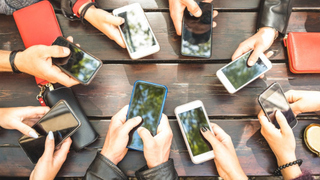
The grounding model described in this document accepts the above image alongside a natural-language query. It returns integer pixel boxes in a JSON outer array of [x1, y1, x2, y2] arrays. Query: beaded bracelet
[[274, 159, 303, 176], [80, 2, 97, 24], [9, 50, 23, 74]]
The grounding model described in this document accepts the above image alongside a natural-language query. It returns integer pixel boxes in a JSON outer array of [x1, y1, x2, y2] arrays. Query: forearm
[[0, 50, 13, 72], [257, 0, 293, 34]]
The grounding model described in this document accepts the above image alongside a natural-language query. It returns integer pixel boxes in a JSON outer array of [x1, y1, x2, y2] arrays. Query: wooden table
[[0, 0, 320, 177]]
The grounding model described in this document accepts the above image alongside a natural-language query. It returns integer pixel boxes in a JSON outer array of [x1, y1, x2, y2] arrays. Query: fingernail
[[201, 126, 208, 132], [48, 131, 54, 140], [267, 51, 274, 57], [29, 131, 38, 138], [248, 60, 254, 66], [63, 47, 70, 55], [194, 9, 202, 17], [136, 116, 142, 122], [120, 18, 125, 24]]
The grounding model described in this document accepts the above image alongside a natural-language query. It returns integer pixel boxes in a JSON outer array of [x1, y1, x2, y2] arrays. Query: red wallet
[[13, 0, 62, 48], [13, 0, 62, 85], [284, 32, 320, 73]]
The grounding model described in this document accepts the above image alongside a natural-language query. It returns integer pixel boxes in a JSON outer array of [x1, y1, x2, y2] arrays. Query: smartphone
[[216, 50, 272, 93], [126, 80, 168, 151], [174, 100, 214, 164], [51, 36, 102, 85], [19, 100, 81, 164], [258, 82, 298, 129], [181, 2, 213, 58], [113, 3, 160, 60]]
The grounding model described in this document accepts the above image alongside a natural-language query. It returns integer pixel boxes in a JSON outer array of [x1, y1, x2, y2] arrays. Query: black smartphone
[[19, 100, 81, 164], [181, 2, 213, 58], [51, 36, 102, 85], [126, 80, 168, 151], [258, 82, 298, 129]]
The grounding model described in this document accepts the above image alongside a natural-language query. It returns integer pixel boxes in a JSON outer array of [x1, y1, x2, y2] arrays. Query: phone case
[[13, 0, 62, 48], [43, 87, 99, 151], [126, 80, 168, 151]]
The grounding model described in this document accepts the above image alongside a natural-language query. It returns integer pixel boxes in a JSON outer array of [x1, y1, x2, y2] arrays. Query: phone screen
[[52, 37, 102, 84], [259, 83, 297, 129], [181, 2, 213, 58], [117, 8, 156, 54], [178, 107, 211, 156], [221, 51, 268, 90], [127, 81, 167, 150], [19, 100, 80, 164]]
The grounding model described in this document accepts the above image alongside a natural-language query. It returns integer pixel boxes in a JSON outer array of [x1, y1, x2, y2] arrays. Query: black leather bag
[[43, 86, 99, 151]]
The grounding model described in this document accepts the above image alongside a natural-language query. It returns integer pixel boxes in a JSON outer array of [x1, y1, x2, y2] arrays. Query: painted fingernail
[[63, 47, 70, 55], [48, 131, 54, 140], [248, 60, 254, 66], [201, 126, 208, 132], [194, 9, 202, 17], [29, 131, 38, 138]]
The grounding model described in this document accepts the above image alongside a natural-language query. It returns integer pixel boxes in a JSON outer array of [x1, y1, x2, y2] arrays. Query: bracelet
[[9, 50, 23, 74], [273, 159, 303, 176], [79, 2, 97, 24]]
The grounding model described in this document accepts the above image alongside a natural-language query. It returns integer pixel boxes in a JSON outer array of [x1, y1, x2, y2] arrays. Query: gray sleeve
[[0, 0, 40, 15]]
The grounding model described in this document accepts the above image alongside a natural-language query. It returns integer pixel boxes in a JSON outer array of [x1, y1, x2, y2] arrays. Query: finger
[[53, 137, 72, 166], [157, 114, 171, 134], [43, 45, 70, 58], [200, 126, 221, 149], [137, 126, 154, 144], [247, 45, 265, 66], [232, 43, 252, 61], [210, 123, 230, 142], [265, 51, 274, 59], [49, 66, 80, 87], [66, 36, 73, 43], [183, 0, 202, 17], [275, 110, 292, 135], [121, 116, 142, 134], [112, 105, 129, 124], [258, 111, 273, 129], [284, 90, 300, 104], [105, 13, 125, 26], [20, 106, 50, 119], [14, 121, 38, 138], [213, 10, 218, 18], [111, 29, 126, 48], [42, 131, 55, 161]]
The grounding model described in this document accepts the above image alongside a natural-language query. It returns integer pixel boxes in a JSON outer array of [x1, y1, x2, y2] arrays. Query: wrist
[[257, 27, 279, 40], [100, 148, 120, 165], [222, 171, 247, 180], [147, 158, 168, 169], [276, 153, 297, 166], [11, 51, 24, 73], [77, 1, 94, 15]]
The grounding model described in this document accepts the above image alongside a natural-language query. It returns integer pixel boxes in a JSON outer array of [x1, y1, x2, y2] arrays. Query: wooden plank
[[1, 63, 320, 117], [1, 12, 319, 63], [0, 118, 319, 177]]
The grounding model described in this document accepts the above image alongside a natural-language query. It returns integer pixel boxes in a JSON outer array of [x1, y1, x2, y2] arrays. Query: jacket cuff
[[84, 151, 127, 180], [135, 158, 178, 180], [257, 0, 293, 34]]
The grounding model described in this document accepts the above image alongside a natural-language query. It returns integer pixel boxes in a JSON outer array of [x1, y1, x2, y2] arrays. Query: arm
[[232, 0, 292, 66], [136, 114, 178, 180], [84, 105, 142, 180], [0, 0, 39, 15]]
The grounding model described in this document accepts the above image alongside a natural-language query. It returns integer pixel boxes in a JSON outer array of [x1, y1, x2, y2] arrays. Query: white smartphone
[[113, 3, 160, 60], [216, 50, 272, 94], [174, 100, 214, 164]]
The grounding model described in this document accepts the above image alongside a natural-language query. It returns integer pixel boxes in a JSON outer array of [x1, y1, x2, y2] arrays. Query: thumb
[[275, 111, 292, 135], [184, 0, 202, 17], [42, 45, 70, 58], [14, 121, 39, 138], [137, 127, 154, 144], [42, 131, 55, 161], [121, 116, 143, 134], [200, 126, 220, 149], [105, 12, 125, 26]]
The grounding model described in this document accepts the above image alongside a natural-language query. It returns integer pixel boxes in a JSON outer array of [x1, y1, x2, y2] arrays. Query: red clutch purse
[[284, 32, 320, 73], [13, 0, 62, 48]]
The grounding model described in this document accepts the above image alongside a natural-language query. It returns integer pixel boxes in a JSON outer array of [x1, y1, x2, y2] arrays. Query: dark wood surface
[[1, 0, 320, 178]]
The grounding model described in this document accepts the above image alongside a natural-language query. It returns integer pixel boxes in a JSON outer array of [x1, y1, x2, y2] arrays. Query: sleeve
[[291, 170, 314, 180], [257, 0, 293, 34], [135, 159, 179, 180], [84, 152, 128, 180], [61, 0, 95, 20], [0, 0, 39, 15]]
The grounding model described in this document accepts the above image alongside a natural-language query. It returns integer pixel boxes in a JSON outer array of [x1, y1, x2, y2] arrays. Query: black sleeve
[[257, 0, 293, 34], [135, 159, 179, 180], [84, 152, 128, 180]]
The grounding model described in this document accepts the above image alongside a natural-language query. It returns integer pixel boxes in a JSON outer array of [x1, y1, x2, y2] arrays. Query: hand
[[285, 90, 320, 116], [30, 131, 72, 180], [137, 114, 172, 168], [0, 106, 49, 138], [100, 105, 142, 165], [201, 123, 247, 180], [82, 4, 126, 48], [14, 36, 79, 87], [169, 0, 218, 36], [258, 111, 302, 179], [232, 27, 277, 66]]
